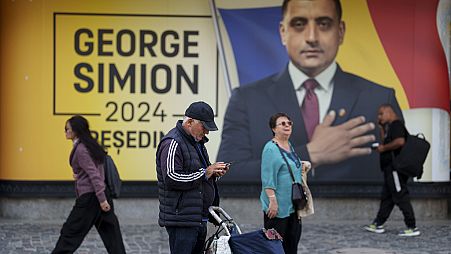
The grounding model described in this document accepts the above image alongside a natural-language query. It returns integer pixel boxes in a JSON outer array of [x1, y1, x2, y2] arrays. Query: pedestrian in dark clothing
[[53, 115, 126, 253], [364, 104, 420, 237], [156, 101, 229, 254]]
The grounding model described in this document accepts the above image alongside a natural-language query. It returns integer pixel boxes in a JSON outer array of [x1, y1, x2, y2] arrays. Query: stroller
[[204, 206, 284, 254]]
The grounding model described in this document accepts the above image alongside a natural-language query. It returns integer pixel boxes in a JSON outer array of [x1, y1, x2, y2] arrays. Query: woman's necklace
[[274, 137, 301, 168], [273, 137, 290, 152]]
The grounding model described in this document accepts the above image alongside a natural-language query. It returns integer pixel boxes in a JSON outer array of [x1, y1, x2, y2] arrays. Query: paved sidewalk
[[0, 219, 450, 253]]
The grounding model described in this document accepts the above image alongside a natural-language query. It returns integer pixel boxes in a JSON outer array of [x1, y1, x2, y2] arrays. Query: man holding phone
[[156, 101, 230, 254]]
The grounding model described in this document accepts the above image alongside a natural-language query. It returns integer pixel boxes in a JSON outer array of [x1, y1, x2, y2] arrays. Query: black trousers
[[374, 167, 416, 228], [264, 212, 302, 254], [52, 192, 126, 254]]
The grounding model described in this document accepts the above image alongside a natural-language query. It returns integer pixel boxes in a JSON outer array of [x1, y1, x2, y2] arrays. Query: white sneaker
[[398, 228, 420, 237], [363, 223, 385, 234]]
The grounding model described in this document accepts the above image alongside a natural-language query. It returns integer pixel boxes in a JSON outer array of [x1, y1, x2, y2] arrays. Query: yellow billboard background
[[0, 0, 227, 180], [2, 0, 448, 183]]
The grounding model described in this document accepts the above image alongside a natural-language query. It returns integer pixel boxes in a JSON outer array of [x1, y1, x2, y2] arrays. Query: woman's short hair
[[269, 112, 291, 135]]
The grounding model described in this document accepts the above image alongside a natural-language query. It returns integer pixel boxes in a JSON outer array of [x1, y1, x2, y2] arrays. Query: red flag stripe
[[367, 0, 449, 111]]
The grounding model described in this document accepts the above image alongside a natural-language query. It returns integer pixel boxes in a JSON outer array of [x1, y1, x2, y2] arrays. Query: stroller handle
[[208, 206, 242, 235]]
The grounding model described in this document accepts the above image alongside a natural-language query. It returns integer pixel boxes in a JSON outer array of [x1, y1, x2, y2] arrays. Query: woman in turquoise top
[[261, 112, 303, 254]]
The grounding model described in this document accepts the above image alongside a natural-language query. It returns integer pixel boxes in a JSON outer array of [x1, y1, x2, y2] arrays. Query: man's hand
[[307, 110, 376, 167], [205, 162, 228, 178]]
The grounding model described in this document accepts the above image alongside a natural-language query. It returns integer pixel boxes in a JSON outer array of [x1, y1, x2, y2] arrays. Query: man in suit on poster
[[217, 0, 402, 183]]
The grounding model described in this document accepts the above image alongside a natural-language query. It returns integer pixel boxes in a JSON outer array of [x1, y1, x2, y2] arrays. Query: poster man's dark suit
[[217, 65, 403, 183]]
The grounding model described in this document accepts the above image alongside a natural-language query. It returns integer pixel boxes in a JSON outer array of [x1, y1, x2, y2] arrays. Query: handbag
[[274, 142, 308, 210], [291, 182, 307, 210]]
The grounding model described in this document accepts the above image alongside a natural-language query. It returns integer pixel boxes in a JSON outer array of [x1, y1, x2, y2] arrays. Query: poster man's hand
[[307, 110, 375, 167]]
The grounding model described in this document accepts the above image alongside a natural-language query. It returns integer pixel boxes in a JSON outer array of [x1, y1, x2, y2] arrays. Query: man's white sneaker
[[363, 223, 385, 234], [398, 228, 420, 237]]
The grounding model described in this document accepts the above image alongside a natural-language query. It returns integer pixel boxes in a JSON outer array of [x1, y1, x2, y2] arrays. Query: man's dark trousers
[[374, 166, 416, 228], [166, 222, 207, 254]]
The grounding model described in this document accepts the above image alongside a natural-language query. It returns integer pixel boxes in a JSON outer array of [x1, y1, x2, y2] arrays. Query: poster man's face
[[280, 0, 345, 77]]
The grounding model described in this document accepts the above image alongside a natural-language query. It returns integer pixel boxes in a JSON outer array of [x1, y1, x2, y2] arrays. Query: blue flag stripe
[[219, 7, 288, 86]]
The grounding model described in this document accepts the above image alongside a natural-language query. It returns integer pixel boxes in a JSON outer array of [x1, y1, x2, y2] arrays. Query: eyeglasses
[[276, 121, 293, 127]]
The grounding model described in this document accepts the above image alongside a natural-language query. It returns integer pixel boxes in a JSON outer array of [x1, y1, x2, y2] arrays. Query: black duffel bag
[[392, 132, 430, 179]]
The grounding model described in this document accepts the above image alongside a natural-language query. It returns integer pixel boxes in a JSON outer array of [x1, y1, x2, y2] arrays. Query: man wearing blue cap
[[156, 101, 229, 254]]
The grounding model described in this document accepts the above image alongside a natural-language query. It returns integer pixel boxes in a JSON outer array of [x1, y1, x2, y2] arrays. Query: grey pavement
[[1, 219, 450, 254]]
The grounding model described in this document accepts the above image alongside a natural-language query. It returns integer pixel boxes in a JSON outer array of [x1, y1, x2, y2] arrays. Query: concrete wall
[[0, 197, 448, 224]]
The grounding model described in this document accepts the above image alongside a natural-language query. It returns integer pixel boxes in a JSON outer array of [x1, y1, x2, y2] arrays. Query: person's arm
[[378, 137, 405, 153], [378, 120, 406, 153], [261, 144, 280, 219], [265, 188, 278, 219], [76, 144, 107, 204], [305, 110, 376, 167], [159, 139, 205, 191]]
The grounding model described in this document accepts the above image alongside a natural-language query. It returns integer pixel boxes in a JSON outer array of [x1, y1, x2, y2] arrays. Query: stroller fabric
[[228, 229, 284, 254]]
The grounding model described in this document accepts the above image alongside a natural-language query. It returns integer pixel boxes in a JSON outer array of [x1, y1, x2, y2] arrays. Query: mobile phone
[[225, 162, 233, 168], [371, 143, 379, 150]]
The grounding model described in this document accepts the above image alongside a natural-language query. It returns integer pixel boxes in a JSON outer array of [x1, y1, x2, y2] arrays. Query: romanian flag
[[217, 0, 450, 111]]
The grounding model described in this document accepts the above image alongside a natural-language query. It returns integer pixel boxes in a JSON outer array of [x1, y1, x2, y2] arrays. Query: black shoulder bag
[[391, 126, 430, 179], [274, 142, 308, 210]]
